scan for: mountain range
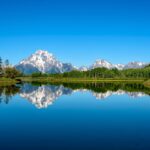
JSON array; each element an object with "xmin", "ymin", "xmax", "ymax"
[{"xmin": 15, "ymin": 50, "xmax": 149, "ymax": 74}]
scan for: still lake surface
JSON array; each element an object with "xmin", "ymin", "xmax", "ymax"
[{"xmin": 0, "ymin": 82, "xmax": 150, "ymax": 150}]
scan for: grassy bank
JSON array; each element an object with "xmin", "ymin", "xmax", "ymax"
[
  {"xmin": 2, "ymin": 76, "xmax": 150, "ymax": 89},
  {"xmin": 143, "ymin": 80, "xmax": 150, "ymax": 87},
  {"xmin": 18, "ymin": 77, "xmax": 146, "ymax": 84},
  {"xmin": 0, "ymin": 78, "xmax": 18, "ymax": 86}
]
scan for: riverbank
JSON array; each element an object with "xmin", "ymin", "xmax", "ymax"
[
  {"xmin": 143, "ymin": 80, "xmax": 150, "ymax": 87},
  {"xmin": 18, "ymin": 77, "xmax": 146, "ymax": 84},
  {"xmin": 1, "ymin": 76, "xmax": 150, "ymax": 87},
  {"xmin": 0, "ymin": 78, "xmax": 18, "ymax": 86}
]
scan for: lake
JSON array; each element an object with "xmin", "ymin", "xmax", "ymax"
[{"xmin": 0, "ymin": 82, "xmax": 150, "ymax": 150}]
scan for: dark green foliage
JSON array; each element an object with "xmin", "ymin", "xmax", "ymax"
[
  {"xmin": 122, "ymin": 67, "xmax": 150, "ymax": 78},
  {"xmin": 62, "ymin": 82, "xmax": 150, "ymax": 95},
  {"xmin": 29, "ymin": 66, "xmax": 150, "ymax": 79},
  {"xmin": 51, "ymin": 66, "xmax": 150, "ymax": 79},
  {"xmin": 0, "ymin": 57, "xmax": 22, "ymax": 79},
  {"xmin": 35, "ymin": 82, "xmax": 150, "ymax": 95},
  {"xmin": 0, "ymin": 85, "xmax": 20, "ymax": 104},
  {"xmin": 31, "ymin": 72, "xmax": 42, "ymax": 77},
  {"xmin": 0, "ymin": 57, "xmax": 3, "ymax": 77},
  {"xmin": 64, "ymin": 66, "xmax": 150, "ymax": 79},
  {"xmin": 4, "ymin": 67, "xmax": 21, "ymax": 79},
  {"xmin": 63, "ymin": 70, "xmax": 86, "ymax": 78}
]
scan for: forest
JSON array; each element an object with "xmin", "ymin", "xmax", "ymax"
[{"xmin": 31, "ymin": 65, "xmax": 150, "ymax": 79}]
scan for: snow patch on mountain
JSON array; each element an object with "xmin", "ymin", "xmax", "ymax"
[
  {"xmin": 91, "ymin": 59, "xmax": 113, "ymax": 69},
  {"xmin": 124, "ymin": 61, "xmax": 147, "ymax": 69},
  {"xmin": 91, "ymin": 60, "xmax": 148, "ymax": 70},
  {"xmin": 79, "ymin": 66, "xmax": 88, "ymax": 71}
]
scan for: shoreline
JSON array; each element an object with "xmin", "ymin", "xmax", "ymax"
[
  {"xmin": 0, "ymin": 78, "xmax": 18, "ymax": 86},
  {"xmin": 18, "ymin": 77, "xmax": 146, "ymax": 83},
  {"xmin": 1, "ymin": 77, "xmax": 150, "ymax": 88}
]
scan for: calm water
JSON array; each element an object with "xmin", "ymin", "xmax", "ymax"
[{"xmin": 0, "ymin": 82, "xmax": 150, "ymax": 150}]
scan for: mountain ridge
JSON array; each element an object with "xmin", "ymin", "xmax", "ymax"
[{"xmin": 15, "ymin": 50, "xmax": 149, "ymax": 74}]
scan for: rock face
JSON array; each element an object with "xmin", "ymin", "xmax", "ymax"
[
  {"xmin": 15, "ymin": 50, "xmax": 149, "ymax": 74},
  {"xmin": 15, "ymin": 64, "xmax": 40, "ymax": 74}
]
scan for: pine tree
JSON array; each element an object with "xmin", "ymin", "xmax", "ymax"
[
  {"xmin": 0, "ymin": 57, "xmax": 3, "ymax": 77},
  {"xmin": 4, "ymin": 59, "xmax": 9, "ymax": 67}
]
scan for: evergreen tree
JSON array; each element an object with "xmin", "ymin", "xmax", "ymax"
[
  {"xmin": 4, "ymin": 59, "xmax": 9, "ymax": 67},
  {"xmin": 0, "ymin": 57, "xmax": 3, "ymax": 77}
]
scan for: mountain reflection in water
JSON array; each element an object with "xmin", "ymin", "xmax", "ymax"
[
  {"xmin": 0, "ymin": 82, "xmax": 150, "ymax": 108},
  {"xmin": 20, "ymin": 84, "xmax": 72, "ymax": 108}
]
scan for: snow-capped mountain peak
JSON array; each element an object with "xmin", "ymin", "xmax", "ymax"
[
  {"xmin": 16, "ymin": 50, "xmax": 149, "ymax": 74},
  {"xmin": 91, "ymin": 60, "xmax": 147, "ymax": 70},
  {"xmin": 124, "ymin": 61, "xmax": 147, "ymax": 69},
  {"xmin": 91, "ymin": 59, "xmax": 113, "ymax": 69},
  {"xmin": 79, "ymin": 66, "xmax": 88, "ymax": 71},
  {"xmin": 16, "ymin": 50, "xmax": 75, "ymax": 74},
  {"xmin": 19, "ymin": 50, "xmax": 62, "ymax": 73},
  {"xmin": 114, "ymin": 64, "xmax": 125, "ymax": 70}
]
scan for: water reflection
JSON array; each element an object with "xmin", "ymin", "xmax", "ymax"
[
  {"xmin": 0, "ymin": 82, "xmax": 150, "ymax": 108},
  {"xmin": 20, "ymin": 84, "xmax": 72, "ymax": 108},
  {"xmin": 93, "ymin": 90, "xmax": 146, "ymax": 99},
  {"xmin": 20, "ymin": 83, "xmax": 150, "ymax": 108},
  {"xmin": 0, "ymin": 85, "xmax": 20, "ymax": 104}
]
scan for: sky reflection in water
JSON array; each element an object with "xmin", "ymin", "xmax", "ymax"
[{"xmin": 0, "ymin": 83, "xmax": 150, "ymax": 150}]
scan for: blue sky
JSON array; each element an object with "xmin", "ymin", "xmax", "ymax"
[{"xmin": 0, "ymin": 0, "xmax": 150, "ymax": 66}]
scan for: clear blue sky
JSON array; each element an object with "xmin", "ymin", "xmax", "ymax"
[{"xmin": 0, "ymin": 0, "xmax": 150, "ymax": 66}]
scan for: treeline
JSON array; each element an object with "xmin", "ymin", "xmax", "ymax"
[
  {"xmin": 62, "ymin": 66, "xmax": 150, "ymax": 79},
  {"xmin": 0, "ymin": 57, "xmax": 21, "ymax": 79},
  {"xmin": 30, "ymin": 65, "xmax": 150, "ymax": 79}
]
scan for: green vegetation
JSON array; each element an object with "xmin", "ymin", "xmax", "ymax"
[
  {"xmin": 28, "ymin": 81, "xmax": 150, "ymax": 96},
  {"xmin": 0, "ymin": 57, "xmax": 21, "ymax": 86},
  {"xmin": 143, "ymin": 79, "xmax": 150, "ymax": 87},
  {"xmin": 54, "ymin": 67, "xmax": 150, "ymax": 79},
  {"xmin": 18, "ymin": 66, "xmax": 150, "ymax": 86},
  {"xmin": 26, "ymin": 65, "xmax": 150, "ymax": 80},
  {"xmin": 0, "ymin": 56, "xmax": 150, "ymax": 87},
  {"xmin": 0, "ymin": 78, "xmax": 18, "ymax": 86},
  {"xmin": 19, "ymin": 76, "xmax": 144, "ymax": 84},
  {"xmin": 0, "ymin": 82, "xmax": 150, "ymax": 105},
  {"xmin": 57, "ymin": 82, "xmax": 150, "ymax": 95},
  {"xmin": 4, "ymin": 67, "xmax": 21, "ymax": 79}
]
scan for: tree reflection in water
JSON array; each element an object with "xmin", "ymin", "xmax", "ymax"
[
  {"xmin": 0, "ymin": 82, "xmax": 150, "ymax": 108},
  {"xmin": 0, "ymin": 85, "xmax": 20, "ymax": 104},
  {"xmin": 20, "ymin": 82, "xmax": 150, "ymax": 109}
]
